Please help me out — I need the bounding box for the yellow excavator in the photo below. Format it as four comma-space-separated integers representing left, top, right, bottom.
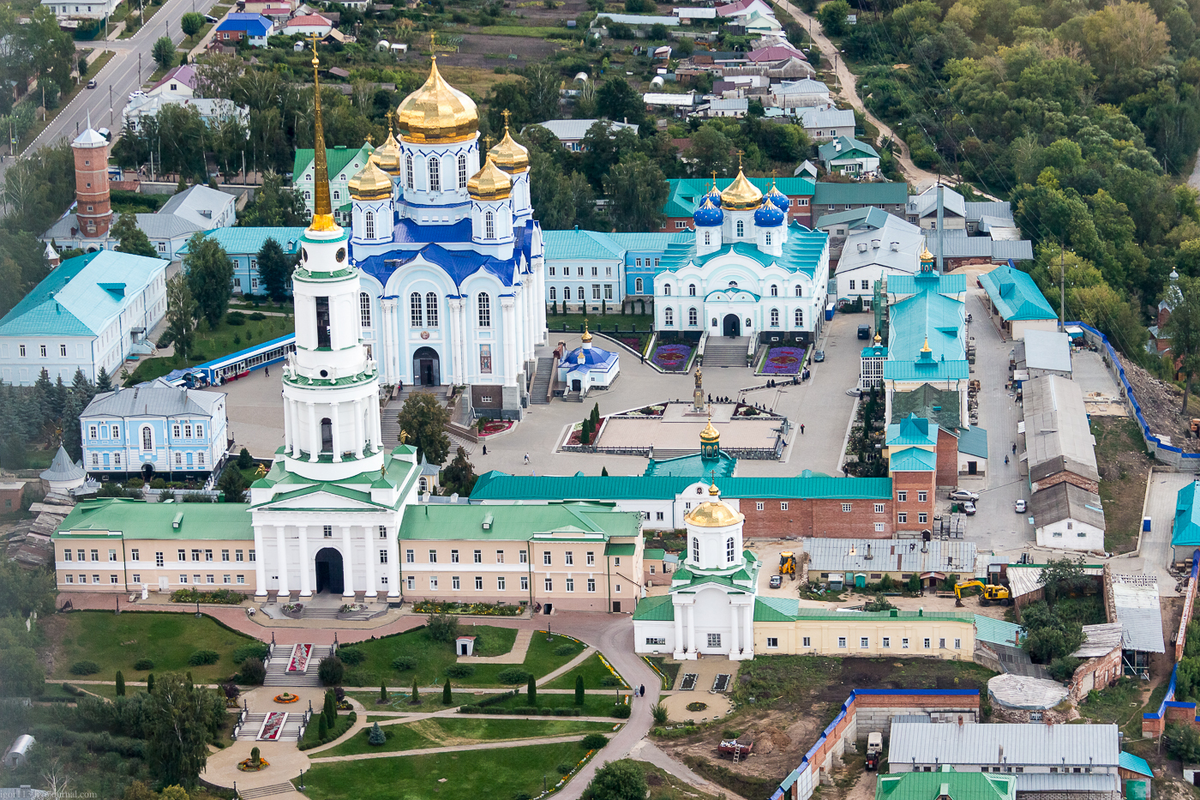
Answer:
954, 580, 1012, 607
779, 552, 797, 576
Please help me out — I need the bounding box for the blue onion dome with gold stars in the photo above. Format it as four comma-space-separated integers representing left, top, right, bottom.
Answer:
694, 195, 724, 227
754, 196, 786, 227
766, 183, 789, 211
705, 181, 723, 205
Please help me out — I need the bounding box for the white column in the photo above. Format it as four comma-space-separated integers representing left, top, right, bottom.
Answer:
729, 602, 739, 656
331, 403, 342, 462
371, 397, 382, 452
275, 526, 289, 597
501, 298, 517, 386
282, 396, 292, 454
743, 602, 753, 655
364, 525, 377, 599
448, 299, 464, 384
686, 603, 696, 654
341, 525, 355, 597
298, 525, 312, 597
386, 524, 400, 598
307, 402, 319, 461
353, 397, 364, 459
253, 525, 267, 597
674, 600, 684, 654
380, 298, 394, 383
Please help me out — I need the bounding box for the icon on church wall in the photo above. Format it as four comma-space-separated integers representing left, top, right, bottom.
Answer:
479, 344, 492, 374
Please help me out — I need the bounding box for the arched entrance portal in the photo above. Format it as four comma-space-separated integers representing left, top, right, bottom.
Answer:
314, 548, 344, 595
142, 463, 155, 481
413, 347, 440, 386
723, 314, 741, 337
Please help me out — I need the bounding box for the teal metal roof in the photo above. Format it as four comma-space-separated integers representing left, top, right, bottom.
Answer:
657, 221, 826, 277
891, 386, 961, 429
957, 425, 989, 459
813, 181, 908, 206
818, 136, 880, 162
886, 414, 938, 447
54, 497, 253, 540
543, 229, 626, 260
754, 596, 799, 622
631, 594, 674, 621
292, 143, 374, 181
178, 226, 306, 257
662, 177, 814, 217
884, 277, 968, 383
888, 273, 966, 296
815, 206, 891, 230
1119, 752, 1152, 778
1173, 481, 1200, 547
610, 232, 692, 251
889, 447, 937, 472
978, 264, 1056, 321
643, 451, 737, 479
398, 500, 639, 541
973, 614, 1024, 647
470, 472, 892, 501
0, 251, 168, 338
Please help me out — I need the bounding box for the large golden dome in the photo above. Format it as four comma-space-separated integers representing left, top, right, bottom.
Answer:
467, 154, 511, 201
489, 117, 529, 172
721, 168, 763, 211
348, 158, 394, 201
686, 496, 744, 528
396, 57, 479, 145
370, 116, 402, 175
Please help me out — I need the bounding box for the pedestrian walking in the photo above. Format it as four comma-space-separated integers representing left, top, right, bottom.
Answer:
524, 453, 530, 465
1005, 455, 1009, 465
264, 366, 269, 377
639, 684, 645, 697
800, 424, 805, 435
482, 444, 487, 455
1011, 443, 1016, 454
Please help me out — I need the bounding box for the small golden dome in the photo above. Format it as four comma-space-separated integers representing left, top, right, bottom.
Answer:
581, 319, 592, 343
467, 154, 512, 201
921, 337, 932, 353
348, 158, 394, 202
720, 167, 763, 211
370, 117, 402, 176
920, 245, 934, 262
489, 114, 529, 172
873, 332, 882, 345
686, 499, 744, 528
700, 417, 719, 443
396, 57, 479, 145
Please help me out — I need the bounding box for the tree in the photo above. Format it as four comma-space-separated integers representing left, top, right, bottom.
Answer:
369, 722, 386, 745
111, 212, 158, 258
1164, 275, 1200, 412
183, 232, 233, 329
819, 0, 851, 36
427, 612, 460, 642
527, 674, 537, 705
1021, 601, 1086, 664
523, 63, 562, 123
116, 670, 125, 697
586, 759, 648, 800
237, 447, 254, 469
575, 674, 585, 706
218, 465, 247, 502
380, 681, 387, 702
442, 678, 452, 705
317, 714, 329, 740
152, 36, 176, 71
1168, 723, 1200, 763
147, 673, 155, 694
323, 688, 337, 725
238, 170, 307, 227
595, 77, 644, 128
180, 12, 203, 39
256, 238, 293, 303
442, 446, 477, 496
603, 154, 667, 232
318, 655, 344, 686
164, 273, 197, 360
145, 672, 224, 789
396, 392, 451, 465
410, 677, 419, 704
0, 618, 45, 697
1038, 557, 1093, 603
96, 367, 113, 392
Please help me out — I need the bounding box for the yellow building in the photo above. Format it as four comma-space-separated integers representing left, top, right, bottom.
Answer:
753, 604, 975, 658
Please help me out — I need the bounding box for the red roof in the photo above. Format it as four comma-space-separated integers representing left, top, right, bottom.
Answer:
286, 12, 331, 25
747, 44, 806, 62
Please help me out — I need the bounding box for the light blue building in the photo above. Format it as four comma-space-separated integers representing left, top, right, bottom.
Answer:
0, 251, 168, 386
79, 378, 229, 480
178, 227, 304, 297
542, 229, 690, 313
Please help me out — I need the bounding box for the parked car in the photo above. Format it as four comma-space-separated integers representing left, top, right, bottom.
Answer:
857, 324, 871, 340
769, 574, 782, 589
1014, 499, 1027, 513
813, 350, 825, 362
948, 489, 980, 502
86, 79, 97, 88
962, 501, 977, 516
205, 13, 218, 21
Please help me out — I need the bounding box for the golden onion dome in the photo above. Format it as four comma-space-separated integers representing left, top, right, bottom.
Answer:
685, 498, 744, 528
370, 122, 402, 176
396, 57, 479, 145
720, 168, 763, 210
348, 158, 394, 202
581, 319, 592, 343
489, 121, 530, 172
920, 245, 934, 262
467, 154, 512, 201
699, 417, 719, 443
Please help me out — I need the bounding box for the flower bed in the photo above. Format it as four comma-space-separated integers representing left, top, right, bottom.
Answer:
287, 643, 312, 673
169, 588, 247, 605
652, 343, 692, 372
623, 404, 666, 417
567, 417, 606, 446
478, 419, 513, 437
733, 402, 772, 418
686, 701, 708, 712
411, 600, 526, 616
257, 712, 287, 741
761, 346, 805, 375
274, 692, 300, 704
237, 757, 270, 772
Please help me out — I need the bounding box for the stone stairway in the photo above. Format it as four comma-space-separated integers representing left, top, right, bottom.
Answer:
263, 644, 331, 687
704, 337, 750, 367
238, 784, 296, 799
236, 713, 305, 741
300, 605, 385, 621
530, 357, 554, 404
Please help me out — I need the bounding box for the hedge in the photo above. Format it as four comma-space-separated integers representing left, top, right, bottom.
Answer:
458, 705, 584, 716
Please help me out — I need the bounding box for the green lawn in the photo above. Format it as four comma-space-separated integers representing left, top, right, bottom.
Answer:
300, 711, 356, 749
42, 681, 122, 700
125, 314, 295, 384
349, 690, 475, 710
44, 611, 257, 683
323, 717, 614, 757
541, 652, 625, 691
341, 627, 586, 688
645, 656, 680, 690
302, 741, 593, 800
482, 689, 629, 717
546, 312, 654, 334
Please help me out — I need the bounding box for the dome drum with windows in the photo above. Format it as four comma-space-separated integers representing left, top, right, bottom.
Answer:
685, 483, 744, 528
720, 168, 763, 211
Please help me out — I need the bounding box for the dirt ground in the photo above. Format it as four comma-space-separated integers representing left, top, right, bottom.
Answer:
1091, 417, 1154, 554
1118, 355, 1199, 452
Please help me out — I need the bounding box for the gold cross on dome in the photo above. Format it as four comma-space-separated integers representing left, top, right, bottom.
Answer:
429, 31, 437, 55
366, 133, 374, 144
737, 149, 744, 169
501, 108, 511, 130
483, 134, 494, 150
385, 110, 393, 130
308, 33, 320, 65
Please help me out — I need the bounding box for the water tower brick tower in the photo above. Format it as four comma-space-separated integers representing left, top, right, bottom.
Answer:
72, 124, 112, 238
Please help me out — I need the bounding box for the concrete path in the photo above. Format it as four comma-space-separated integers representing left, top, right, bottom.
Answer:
459, 627, 532, 664
307, 733, 591, 763
627, 740, 755, 800
371, 714, 623, 726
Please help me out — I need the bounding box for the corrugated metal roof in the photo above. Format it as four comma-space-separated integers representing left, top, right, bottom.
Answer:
957, 426, 989, 459
754, 595, 800, 621
1022, 330, 1072, 373
595, 11, 680, 23
888, 722, 1120, 768
41, 444, 85, 482
1011, 774, 1118, 793
1111, 574, 1165, 653
399, 501, 639, 541
890, 447, 937, 472
974, 615, 1024, 647
1005, 564, 1105, 599
835, 216, 924, 276
813, 181, 908, 206
815, 206, 892, 231
55, 497, 253, 540
631, 594, 674, 621
81, 380, 223, 419
907, 185, 967, 219
979, 264, 1056, 321
886, 414, 938, 447
178, 226, 305, 257
1119, 752, 1153, 778
528, 119, 639, 142
543, 229, 626, 260
877, 768, 1016, 800
292, 142, 374, 183
797, 107, 854, 128
804, 538, 977, 575
1072, 622, 1123, 658
1029, 482, 1106, 532
1024, 375, 1099, 483
470, 472, 893, 500
1173, 481, 1200, 547
158, 185, 236, 228
643, 451, 737, 479
888, 273, 966, 296
819, 136, 879, 162
662, 177, 814, 217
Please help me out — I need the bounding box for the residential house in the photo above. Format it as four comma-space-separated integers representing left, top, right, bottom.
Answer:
292, 142, 375, 223
796, 106, 856, 141
542, 229, 689, 312
770, 78, 831, 108
834, 215, 924, 307
811, 181, 907, 220
158, 185, 238, 230
978, 262, 1058, 339
122, 94, 250, 130
41, 0, 119, 20
146, 65, 198, 98
818, 136, 880, 175
815, 206, 892, 261
214, 13, 274, 46
282, 12, 333, 35
695, 97, 748, 118
176, 226, 304, 296
525, 119, 639, 152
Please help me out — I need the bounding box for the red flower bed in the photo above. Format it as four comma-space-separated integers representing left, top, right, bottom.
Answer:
286, 643, 312, 673
567, 417, 606, 446
258, 711, 287, 741
479, 420, 513, 437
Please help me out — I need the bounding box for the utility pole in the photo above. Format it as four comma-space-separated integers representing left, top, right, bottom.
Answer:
109, 85, 114, 127
1060, 244, 1066, 333
138, 52, 142, 83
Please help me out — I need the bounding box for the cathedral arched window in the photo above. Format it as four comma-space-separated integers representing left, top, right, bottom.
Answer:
405, 154, 414, 189
458, 153, 467, 189
688, 284, 696, 296
770, 284, 778, 296
664, 284, 671, 296
726, 537, 735, 563
426, 292, 439, 327
477, 293, 491, 328
664, 307, 674, 326
360, 293, 371, 328
485, 211, 495, 240
736, 220, 744, 237
691, 537, 699, 563
141, 426, 152, 451
428, 157, 441, 192
704, 231, 711, 246
795, 308, 804, 327
765, 233, 772, 246
635, 278, 643, 293
410, 292, 423, 327
550, 287, 557, 301
688, 307, 698, 326
770, 308, 780, 327
794, 285, 803, 297
364, 210, 375, 240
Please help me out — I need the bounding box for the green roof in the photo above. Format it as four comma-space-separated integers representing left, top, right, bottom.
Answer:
886, 414, 937, 447
818, 136, 880, 163
471, 472, 892, 501
251, 447, 419, 508
876, 768, 1016, 800
754, 596, 800, 621
605, 542, 636, 556
978, 264, 1057, 321
643, 451, 737, 479
956, 425, 988, 459
398, 501, 640, 541
292, 143, 374, 182
644, 548, 666, 560
973, 614, 1024, 647
889, 446, 937, 472
543, 229, 626, 260
815, 206, 892, 230
178, 226, 306, 257
888, 273, 967, 296
656, 223, 827, 277
662, 177, 814, 217
54, 497, 253, 540
756, 606, 974, 623
890, 385, 961, 430
813, 181, 908, 206
631, 594, 674, 621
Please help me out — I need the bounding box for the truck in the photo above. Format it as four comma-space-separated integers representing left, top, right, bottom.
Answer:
866, 732, 882, 770
953, 579, 1012, 606
719, 736, 753, 761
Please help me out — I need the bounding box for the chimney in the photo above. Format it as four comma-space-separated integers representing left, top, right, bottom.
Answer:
871, 239, 880, 249
858, 243, 867, 253
890, 241, 899, 251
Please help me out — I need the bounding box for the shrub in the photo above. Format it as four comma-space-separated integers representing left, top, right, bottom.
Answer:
392, 655, 417, 671
188, 649, 220, 666
232, 643, 269, 664
70, 661, 100, 676
555, 644, 577, 656
248, 312, 266, 321
337, 647, 365, 665
652, 702, 668, 725
581, 733, 608, 749
612, 703, 631, 719
133, 658, 154, 671
226, 311, 246, 326
319, 656, 345, 686
557, 763, 574, 775
426, 612, 460, 642
497, 667, 531, 684
445, 663, 475, 678
115, 671, 125, 697
722, 728, 741, 739
239, 657, 266, 685
600, 675, 623, 687
368, 722, 386, 746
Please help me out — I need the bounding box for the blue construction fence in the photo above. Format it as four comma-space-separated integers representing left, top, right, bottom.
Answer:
1143, 554, 1200, 731
1067, 321, 1200, 471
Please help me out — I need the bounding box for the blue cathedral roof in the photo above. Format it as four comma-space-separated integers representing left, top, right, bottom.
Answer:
693, 196, 724, 227
754, 201, 785, 227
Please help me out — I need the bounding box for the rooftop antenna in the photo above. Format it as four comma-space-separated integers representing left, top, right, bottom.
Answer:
935, 171, 944, 275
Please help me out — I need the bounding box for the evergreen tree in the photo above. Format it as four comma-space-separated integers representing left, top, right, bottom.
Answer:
116, 670, 125, 696
317, 713, 328, 741
147, 673, 154, 694
527, 674, 537, 706
380, 681, 387, 701
411, 677, 419, 704
395, 392, 451, 465
575, 674, 585, 706
95, 367, 113, 392
442, 446, 477, 496
256, 238, 293, 303
218, 465, 248, 502
442, 677, 451, 705
70, 368, 94, 400
61, 391, 84, 462
165, 273, 197, 360
591, 402, 600, 427
32, 369, 53, 437
183, 232, 234, 329
368, 722, 386, 745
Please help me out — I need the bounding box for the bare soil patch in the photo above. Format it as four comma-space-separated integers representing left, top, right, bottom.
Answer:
1118, 355, 1199, 452
1091, 417, 1153, 554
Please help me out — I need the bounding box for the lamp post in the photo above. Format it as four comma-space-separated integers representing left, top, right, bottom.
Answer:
195, 600, 202, 618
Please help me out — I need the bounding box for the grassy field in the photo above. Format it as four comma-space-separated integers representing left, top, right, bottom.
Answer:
547, 312, 655, 333
323, 717, 614, 757
125, 313, 295, 384
301, 711, 356, 749
1075, 677, 1156, 738
43, 681, 122, 700
1091, 417, 1152, 554
302, 741, 592, 800
342, 627, 586, 688
349, 690, 477, 710
541, 652, 625, 691
43, 611, 257, 684
482, 689, 629, 717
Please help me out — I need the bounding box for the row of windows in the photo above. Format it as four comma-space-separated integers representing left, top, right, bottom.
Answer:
63, 573, 248, 585
895, 491, 928, 502
408, 292, 441, 328
662, 308, 805, 327
664, 282, 804, 298
403, 548, 604, 566
404, 153, 470, 192
834, 636, 961, 650
88, 423, 206, 440
404, 574, 606, 593
548, 265, 616, 277
62, 548, 256, 565
896, 512, 929, 524
91, 451, 206, 469
549, 285, 614, 302
690, 536, 737, 564
17, 344, 70, 358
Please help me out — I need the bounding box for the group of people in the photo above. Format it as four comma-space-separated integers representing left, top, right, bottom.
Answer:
707, 395, 737, 404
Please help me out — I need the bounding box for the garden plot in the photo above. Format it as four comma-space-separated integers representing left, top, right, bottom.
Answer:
680, 673, 698, 691
712, 674, 731, 692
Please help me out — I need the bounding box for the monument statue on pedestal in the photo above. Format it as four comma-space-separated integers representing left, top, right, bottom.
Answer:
693, 368, 704, 412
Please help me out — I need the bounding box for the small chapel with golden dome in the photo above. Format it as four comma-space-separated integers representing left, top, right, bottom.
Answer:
327, 55, 545, 416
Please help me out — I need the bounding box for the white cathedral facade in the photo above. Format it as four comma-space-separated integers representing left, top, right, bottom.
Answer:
344, 60, 546, 416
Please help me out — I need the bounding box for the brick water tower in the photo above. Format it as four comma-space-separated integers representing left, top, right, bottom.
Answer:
72, 122, 112, 238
